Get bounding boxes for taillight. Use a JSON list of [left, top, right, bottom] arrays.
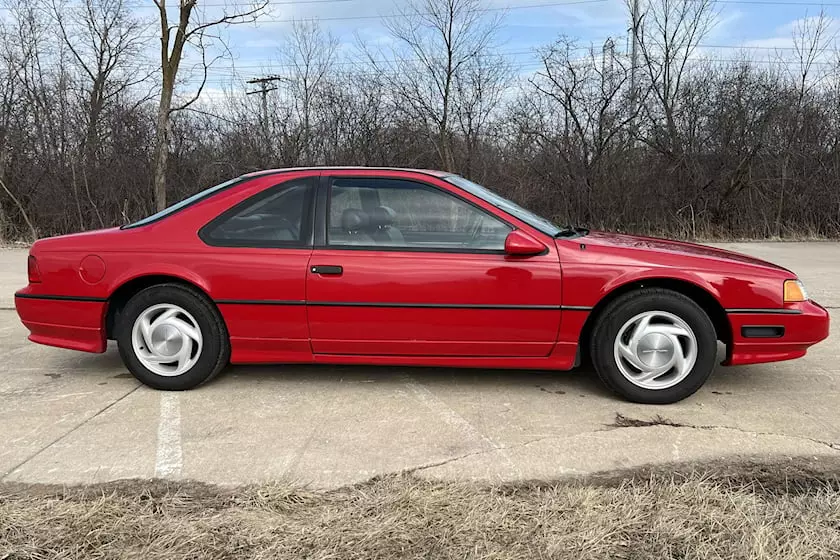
[[27, 255, 41, 283]]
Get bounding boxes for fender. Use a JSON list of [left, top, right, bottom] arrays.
[[597, 267, 723, 304], [106, 263, 213, 299]]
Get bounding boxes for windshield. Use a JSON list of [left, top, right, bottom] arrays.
[[444, 175, 562, 236], [122, 177, 244, 229]]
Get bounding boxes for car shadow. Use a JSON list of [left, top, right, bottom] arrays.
[[50, 342, 798, 402], [51, 343, 611, 397], [217, 360, 617, 399]]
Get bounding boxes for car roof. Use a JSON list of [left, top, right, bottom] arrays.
[[242, 166, 453, 179]]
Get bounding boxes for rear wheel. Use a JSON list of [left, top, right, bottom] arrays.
[[117, 284, 229, 390], [589, 288, 717, 404]]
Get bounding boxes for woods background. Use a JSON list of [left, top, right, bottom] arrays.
[[1, 0, 839, 241]]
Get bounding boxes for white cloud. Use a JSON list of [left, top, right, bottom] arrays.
[[741, 15, 840, 54]]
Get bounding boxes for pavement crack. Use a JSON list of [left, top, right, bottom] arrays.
[[0, 383, 142, 481], [402, 448, 496, 474], [403, 435, 586, 475], [602, 412, 840, 453]]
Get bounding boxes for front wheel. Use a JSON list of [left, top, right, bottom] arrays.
[[589, 288, 717, 404], [117, 284, 230, 390]]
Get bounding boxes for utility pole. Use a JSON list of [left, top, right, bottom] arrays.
[[628, 0, 642, 138], [602, 37, 615, 90], [246, 76, 282, 143]]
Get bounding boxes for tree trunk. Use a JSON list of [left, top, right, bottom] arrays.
[[0, 177, 38, 241], [0, 201, 6, 244], [152, 86, 173, 211]]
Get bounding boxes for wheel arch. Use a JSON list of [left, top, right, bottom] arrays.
[[578, 276, 731, 362], [105, 274, 215, 339]]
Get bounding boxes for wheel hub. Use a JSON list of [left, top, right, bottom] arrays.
[[150, 324, 183, 357], [636, 332, 674, 368]]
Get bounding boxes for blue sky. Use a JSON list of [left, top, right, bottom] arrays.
[[72, 0, 840, 96]]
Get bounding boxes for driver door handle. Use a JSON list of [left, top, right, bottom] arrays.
[[311, 265, 343, 275]]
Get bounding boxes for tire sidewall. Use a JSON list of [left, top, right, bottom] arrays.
[[593, 291, 717, 404], [117, 285, 225, 390]]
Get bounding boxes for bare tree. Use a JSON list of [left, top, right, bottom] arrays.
[[376, 0, 503, 172], [533, 39, 638, 172], [453, 52, 510, 178], [635, 0, 718, 156], [274, 20, 338, 165], [45, 0, 151, 229], [50, 0, 149, 160], [0, 0, 54, 240], [0, 0, 839, 241], [151, 0, 267, 211], [772, 12, 836, 236]]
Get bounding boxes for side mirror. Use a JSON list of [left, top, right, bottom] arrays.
[[504, 230, 546, 256]]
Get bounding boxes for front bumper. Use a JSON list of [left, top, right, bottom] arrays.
[[725, 300, 830, 365], [14, 291, 108, 353]]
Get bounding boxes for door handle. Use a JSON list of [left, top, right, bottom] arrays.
[[311, 265, 343, 275]]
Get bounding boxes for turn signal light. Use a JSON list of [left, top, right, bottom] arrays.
[[27, 255, 41, 283], [783, 279, 807, 302]]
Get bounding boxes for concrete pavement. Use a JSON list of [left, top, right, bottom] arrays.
[[0, 243, 837, 488]]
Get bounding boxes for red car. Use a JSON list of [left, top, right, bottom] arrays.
[[14, 167, 830, 403]]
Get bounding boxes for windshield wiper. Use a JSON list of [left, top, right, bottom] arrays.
[[554, 226, 589, 239]]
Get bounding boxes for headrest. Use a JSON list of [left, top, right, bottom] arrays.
[[369, 206, 397, 228], [341, 208, 369, 231]]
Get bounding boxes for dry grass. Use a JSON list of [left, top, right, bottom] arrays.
[[2, 458, 840, 559]]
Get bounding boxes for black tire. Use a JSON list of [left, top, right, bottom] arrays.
[[116, 283, 230, 390], [589, 288, 717, 404]]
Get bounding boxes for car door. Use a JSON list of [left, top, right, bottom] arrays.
[[306, 172, 563, 357], [198, 173, 317, 362]]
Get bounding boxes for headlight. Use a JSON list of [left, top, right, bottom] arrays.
[[783, 279, 808, 302]]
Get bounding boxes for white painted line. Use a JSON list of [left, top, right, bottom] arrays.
[[402, 376, 520, 476], [155, 392, 182, 478], [672, 431, 682, 462]]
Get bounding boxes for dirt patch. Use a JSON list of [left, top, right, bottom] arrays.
[[607, 412, 688, 428], [2, 458, 840, 559], [537, 385, 566, 395]]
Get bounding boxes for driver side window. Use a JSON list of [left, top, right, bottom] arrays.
[[327, 178, 511, 251]]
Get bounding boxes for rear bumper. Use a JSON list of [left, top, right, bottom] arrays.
[[14, 292, 108, 353], [725, 300, 830, 365]]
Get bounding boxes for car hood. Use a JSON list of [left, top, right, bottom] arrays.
[[581, 231, 790, 272]]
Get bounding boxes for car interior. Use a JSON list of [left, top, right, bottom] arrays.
[[204, 179, 512, 250], [206, 184, 309, 243], [328, 183, 511, 250]]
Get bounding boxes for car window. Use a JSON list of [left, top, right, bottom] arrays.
[[327, 178, 511, 251], [201, 179, 314, 247], [122, 177, 244, 229], [444, 175, 562, 236], [329, 185, 367, 228]]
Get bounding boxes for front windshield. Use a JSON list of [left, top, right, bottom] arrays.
[[444, 175, 562, 236], [122, 177, 244, 229]]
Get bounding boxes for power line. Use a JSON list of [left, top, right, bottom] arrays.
[[192, 56, 840, 86], [698, 0, 840, 5], [0, 0, 607, 13], [0, 0, 356, 8], [195, 41, 836, 77]]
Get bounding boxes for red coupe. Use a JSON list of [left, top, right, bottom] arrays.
[[15, 167, 830, 403]]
